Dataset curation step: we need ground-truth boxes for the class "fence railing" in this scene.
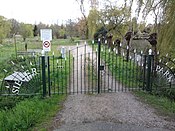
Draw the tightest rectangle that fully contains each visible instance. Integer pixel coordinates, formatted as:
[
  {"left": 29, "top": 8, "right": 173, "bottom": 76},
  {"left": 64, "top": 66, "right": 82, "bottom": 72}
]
[{"left": 0, "top": 40, "right": 175, "bottom": 101}]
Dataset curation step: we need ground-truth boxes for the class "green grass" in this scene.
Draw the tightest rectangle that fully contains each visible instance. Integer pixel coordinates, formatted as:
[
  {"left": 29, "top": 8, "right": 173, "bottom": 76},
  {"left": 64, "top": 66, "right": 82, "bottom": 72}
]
[
  {"left": 133, "top": 91, "right": 175, "bottom": 118},
  {"left": 0, "top": 38, "right": 75, "bottom": 130},
  {"left": 90, "top": 43, "right": 142, "bottom": 89},
  {"left": 0, "top": 95, "right": 66, "bottom": 130}
]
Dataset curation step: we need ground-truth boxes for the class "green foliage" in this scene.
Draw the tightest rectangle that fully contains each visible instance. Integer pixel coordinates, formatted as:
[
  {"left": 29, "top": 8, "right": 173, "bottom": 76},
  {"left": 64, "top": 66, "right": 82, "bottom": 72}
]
[
  {"left": 19, "top": 23, "right": 33, "bottom": 41},
  {"left": 0, "top": 95, "right": 66, "bottom": 130},
  {"left": 0, "top": 96, "right": 27, "bottom": 110},
  {"left": 88, "top": 9, "right": 100, "bottom": 39},
  {"left": 8, "top": 19, "right": 20, "bottom": 36},
  {"left": 59, "top": 28, "right": 66, "bottom": 38},
  {"left": 134, "top": 91, "right": 175, "bottom": 115},
  {"left": 158, "top": 0, "right": 175, "bottom": 56},
  {"left": 0, "top": 16, "right": 11, "bottom": 44},
  {"left": 33, "top": 25, "right": 38, "bottom": 37},
  {"left": 101, "top": 48, "right": 142, "bottom": 88},
  {"left": 94, "top": 26, "right": 108, "bottom": 41}
]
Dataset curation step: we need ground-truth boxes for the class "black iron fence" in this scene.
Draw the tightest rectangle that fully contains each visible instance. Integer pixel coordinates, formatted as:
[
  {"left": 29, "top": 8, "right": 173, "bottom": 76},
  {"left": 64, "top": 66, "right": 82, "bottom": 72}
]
[{"left": 0, "top": 40, "right": 175, "bottom": 101}]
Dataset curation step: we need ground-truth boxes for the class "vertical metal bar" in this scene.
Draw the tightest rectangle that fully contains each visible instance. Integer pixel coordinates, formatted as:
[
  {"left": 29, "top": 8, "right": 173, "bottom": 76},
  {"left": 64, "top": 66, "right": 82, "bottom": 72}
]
[
  {"left": 151, "top": 55, "right": 154, "bottom": 90},
  {"left": 53, "top": 53, "right": 55, "bottom": 94},
  {"left": 108, "top": 49, "right": 110, "bottom": 92},
  {"left": 100, "top": 48, "right": 103, "bottom": 92},
  {"left": 65, "top": 57, "right": 67, "bottom": 95},
  {"left": 58, "top": 59, "right": 60, "bottom": 94},
  {"left": 125, "top": 56, "right": 128, "bottom": 92},
  {"left": 96, "top": 50, "right": 98, "bottom": 93},
  {"left": 97, "top": 40, "right": 101, "bottom": 94},
  {"left": 118, "top": 55, "right": 121, "bottom": 91},
  {"left": 104, "top": 41, "right": 107, "bottom": 92},
  {"left": 132, "top": 52, "right": 135, "bottom": 90},
  {"left": 61, "top": 57, "right": 63, "bottom": 94},
  {"left": 115, "top": 51, "right": 117, "bottom": 92},
  {"left": 139, "top": 52, "right": 143, "bottom": 89},
  {"left": 126, "top": 46, "right": 129, "bottom": 62},
  {"left": 73, "top": 57, "right": 75, "bottom": 94},
  {"left": 103, "top": 45, "right": 106, "bottom": 92},
  {"left": 48, "top": 56, "right": 51, "bottom": 96},
  {"left": 122, "top": 54, "right": 124, "bottom": 92},
  {"left": 77, "top": 45, "right": 79, "bottom": 94},
  {"left": 81, "top": 54, "right": 82, "bottom": 94},
  {"left": 69, "top": 48, "right": 71, "bottom": 94},
  {"left": 84, "top": 44, "right": 86, "bottom": 94},
  {"left": 92, "top": 42, "right": 94, "bottom": 93},
  {"left": 39, "top": 56, "right": 42, "bottom": 91},
  {"left": 42, "top": 55, "right": 46, "bottom": 97},
  {"left": 143, "top": 55, "right": 146, "bottom": 90},
  {"left": 136, "top": 58, "right": 139, "bottom": 90},
  {"left": 146, "top": 50, "right": 152, "bottom": 92},
  {"left": 111, "top": 48, "right": 114, "bottom": 91},
  {"left": 88, "top": 52, "right": 90, "bottom": 93},
  {"left": 129, "top": 57, "right": 132, "bottom": 91},
  {"left": 57, "top": 59, "right": 59, "bottom": 94}
]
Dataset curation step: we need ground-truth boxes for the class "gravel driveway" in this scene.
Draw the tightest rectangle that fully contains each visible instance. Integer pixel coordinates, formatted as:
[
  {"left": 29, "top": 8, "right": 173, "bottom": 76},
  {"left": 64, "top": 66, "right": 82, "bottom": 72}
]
[
  {"left": 50, "top": 43, "right": 175, "bottom": 131},
  {"left": 51, "top": 93, "right": 175, "bottom": 131}
]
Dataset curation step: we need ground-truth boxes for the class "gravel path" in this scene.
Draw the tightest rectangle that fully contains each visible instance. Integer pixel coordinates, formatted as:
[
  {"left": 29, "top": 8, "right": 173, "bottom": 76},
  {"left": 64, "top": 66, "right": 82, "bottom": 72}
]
[
  {"left": 51, "top": 93, "right": 175, "bottom": 131},
  {"left": 50, "top": 43, "right": 175, "bottom": 131}
]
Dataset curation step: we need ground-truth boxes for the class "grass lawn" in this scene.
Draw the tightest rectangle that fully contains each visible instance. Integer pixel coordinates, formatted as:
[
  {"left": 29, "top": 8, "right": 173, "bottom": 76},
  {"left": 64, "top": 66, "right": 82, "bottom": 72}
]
[
  {"left": 133, "top": 91, "right": 175, "bottom": 120},
  {"left": 0, "top": 38, "right": 75, "bottom": 130}
]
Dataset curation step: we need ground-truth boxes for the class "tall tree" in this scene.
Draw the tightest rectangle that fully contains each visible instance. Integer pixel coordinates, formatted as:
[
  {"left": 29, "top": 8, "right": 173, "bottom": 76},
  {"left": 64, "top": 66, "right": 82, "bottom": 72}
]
[
  {"left": 0, "top": 16, "right": 11, "bottom": 44},
  {"left": 19, "top": 23, "right": 33, "bottom": 41},
  {"left": 133, "top": 0, "right": 175, "bottom": 55},
  {"left": 50, "top": 24, "right": 60, "bottom": 39},
  {"left": 99, "top": 1, "right": 131, "bottom": 38},
  {"left": 66, "top": 19, "right": 77, "bottom": 38},
  {"left": 76, "top": 17, "right": 87, "bottom": 39},
  {"left": 33, "top": 25, "right": 38, "bottom": 37},
  {"left": 76, "top": 0, "right": 89, "bottom": 39},
  {"left": 8, "top": 19, "right": 20, "bottom": 37},
  {"left": 88, "top": 9, "right": 100, "bottom": 39}
]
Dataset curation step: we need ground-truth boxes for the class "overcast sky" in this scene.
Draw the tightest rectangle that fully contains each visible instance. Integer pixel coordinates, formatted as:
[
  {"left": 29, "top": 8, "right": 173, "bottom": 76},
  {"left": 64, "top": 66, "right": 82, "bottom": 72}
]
[
  {"left": 0, "top": 0, "right": 83, "bottom": 24},
  {"left": 0, "top": 0, "right": 154, "bottom": 25}
]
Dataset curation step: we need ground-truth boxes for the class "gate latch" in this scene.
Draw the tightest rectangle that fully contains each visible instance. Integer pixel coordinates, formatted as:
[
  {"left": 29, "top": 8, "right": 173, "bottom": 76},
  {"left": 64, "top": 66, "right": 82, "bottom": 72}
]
[{"left": 99, "top": 65, "right": 104, "bottom": 70}]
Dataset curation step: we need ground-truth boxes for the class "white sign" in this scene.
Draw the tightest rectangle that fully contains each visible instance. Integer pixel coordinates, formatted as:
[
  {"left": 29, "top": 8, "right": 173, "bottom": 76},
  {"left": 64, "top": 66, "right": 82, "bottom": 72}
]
[
  {"left": 156, "top": 65, "right": 174, "bottom": 82},
  {"left": 5, "top": 68, "right": 38, "bottom": 94},
  {"left": 61, "top": 47, "right": 66, "bottom": 58},
  {"left": 43, "top": 40, "right": 51, "bottom": 52},
  {"left": 40, "top": 29, "right": 52, "bottom": 41}
]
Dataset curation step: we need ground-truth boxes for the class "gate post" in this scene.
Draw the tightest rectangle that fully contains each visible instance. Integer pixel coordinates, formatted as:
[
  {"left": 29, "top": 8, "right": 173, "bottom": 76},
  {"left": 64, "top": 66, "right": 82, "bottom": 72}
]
[
  {"left": 41, "top": 50, "right": 47, "bottom": 97},
  {"left": 47, "top": 56, "right": 51, "bottom": 96},
  {"left": 146, "top": 49, "right": 153, "bottom": 92},
  {"left": 97, "top": 38, "right": 101, "bottom": 94}
]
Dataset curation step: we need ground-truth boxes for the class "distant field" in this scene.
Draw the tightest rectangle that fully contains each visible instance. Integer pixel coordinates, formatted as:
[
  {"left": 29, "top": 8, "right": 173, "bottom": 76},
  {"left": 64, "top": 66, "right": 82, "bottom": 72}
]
[
  {"left": 0, "top": 38, "right": 77, "bottom": 62},
  {"left": 0, "top": 38, "right": 77, "bottom": 80}
]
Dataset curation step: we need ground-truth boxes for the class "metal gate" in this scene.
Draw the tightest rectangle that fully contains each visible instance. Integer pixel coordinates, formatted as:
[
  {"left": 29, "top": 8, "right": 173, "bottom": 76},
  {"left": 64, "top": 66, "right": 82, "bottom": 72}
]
[
  {"left": 1, "top": 40, "right": 175, "bottom": 97},
  {"left": 40, "top": 40, "right": 155, "bottom": 95}
]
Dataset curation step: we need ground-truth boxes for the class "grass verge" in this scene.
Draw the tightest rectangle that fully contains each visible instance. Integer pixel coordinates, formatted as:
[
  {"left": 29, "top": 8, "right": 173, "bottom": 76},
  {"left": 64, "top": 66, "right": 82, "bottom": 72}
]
[
  {"left": 133, "top": 91, "right": 175, "bottom": 119},
  {"left": 0, "top": 95, "right": 66, "bottom": 130}
]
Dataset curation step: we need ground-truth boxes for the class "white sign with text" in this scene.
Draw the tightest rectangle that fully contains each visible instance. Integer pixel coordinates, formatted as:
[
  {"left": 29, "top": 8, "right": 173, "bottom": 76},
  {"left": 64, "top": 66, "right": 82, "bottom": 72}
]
[{"left": 40, "top": 29, "right": 52, "bottom": 41}]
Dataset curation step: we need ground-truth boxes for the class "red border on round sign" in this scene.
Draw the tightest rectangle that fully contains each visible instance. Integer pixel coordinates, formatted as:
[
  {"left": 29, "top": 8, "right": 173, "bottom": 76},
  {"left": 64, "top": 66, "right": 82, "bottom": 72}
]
[{"left": 43, "top": 41, "right": 50, "bottom": 48}]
